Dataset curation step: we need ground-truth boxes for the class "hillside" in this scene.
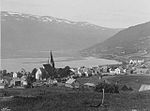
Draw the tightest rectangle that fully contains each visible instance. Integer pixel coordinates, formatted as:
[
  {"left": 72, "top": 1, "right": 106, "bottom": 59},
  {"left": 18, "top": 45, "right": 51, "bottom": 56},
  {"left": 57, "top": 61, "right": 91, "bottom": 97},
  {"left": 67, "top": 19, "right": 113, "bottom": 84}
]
[
  {"left": 1, "top": 11, "right": 120, "bottom": 58},
  {"left": 82, "top": 21, "right": 150, "bottom": 59}
]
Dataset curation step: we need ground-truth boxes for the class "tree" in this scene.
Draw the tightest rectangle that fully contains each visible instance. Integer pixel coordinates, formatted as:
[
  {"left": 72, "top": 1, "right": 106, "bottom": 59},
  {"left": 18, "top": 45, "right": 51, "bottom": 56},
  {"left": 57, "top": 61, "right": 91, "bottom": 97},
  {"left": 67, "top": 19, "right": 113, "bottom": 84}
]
[
  {"left": 26, "top": 74, "right": 36, "bottom": 88},
  {"left": 56, "top": 66, "right": 72, "bottom": 78},
  {"left": 2, "top": 70, "right": 7, "bottom": 76}
]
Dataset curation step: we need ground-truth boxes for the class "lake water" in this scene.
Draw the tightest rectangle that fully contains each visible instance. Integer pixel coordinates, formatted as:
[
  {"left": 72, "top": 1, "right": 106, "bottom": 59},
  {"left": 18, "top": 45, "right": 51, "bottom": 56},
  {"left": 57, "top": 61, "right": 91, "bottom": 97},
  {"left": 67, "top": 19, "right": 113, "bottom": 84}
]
[{"left": 1, "top": 57, "right": 121, "bottom": 72}]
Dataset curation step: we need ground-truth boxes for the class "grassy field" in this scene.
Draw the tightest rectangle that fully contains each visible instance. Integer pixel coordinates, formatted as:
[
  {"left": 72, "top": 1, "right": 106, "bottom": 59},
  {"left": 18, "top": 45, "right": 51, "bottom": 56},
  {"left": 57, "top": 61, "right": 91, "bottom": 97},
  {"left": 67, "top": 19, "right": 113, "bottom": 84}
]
[
  {"left": 107, "top": 74, "right": 150, "bottom": 91},
  {"left": 0, "top": 75, "right": 150, "bottom": 111}
]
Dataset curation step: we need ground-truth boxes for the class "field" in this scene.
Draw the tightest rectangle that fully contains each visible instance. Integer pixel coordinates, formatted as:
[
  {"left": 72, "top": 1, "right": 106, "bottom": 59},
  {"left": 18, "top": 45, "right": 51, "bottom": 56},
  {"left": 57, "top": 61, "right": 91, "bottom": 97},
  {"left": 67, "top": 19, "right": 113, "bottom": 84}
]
[{"left": 0, "top": 75, "right": 150, "bottom": 111}]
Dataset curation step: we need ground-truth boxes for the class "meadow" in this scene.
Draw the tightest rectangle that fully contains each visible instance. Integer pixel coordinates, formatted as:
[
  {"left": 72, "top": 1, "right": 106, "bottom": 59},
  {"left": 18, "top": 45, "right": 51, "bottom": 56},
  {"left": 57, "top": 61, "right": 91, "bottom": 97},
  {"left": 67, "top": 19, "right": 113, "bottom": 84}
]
[{"left": 0, "top": 75, "right": 150, "bottom": 111}]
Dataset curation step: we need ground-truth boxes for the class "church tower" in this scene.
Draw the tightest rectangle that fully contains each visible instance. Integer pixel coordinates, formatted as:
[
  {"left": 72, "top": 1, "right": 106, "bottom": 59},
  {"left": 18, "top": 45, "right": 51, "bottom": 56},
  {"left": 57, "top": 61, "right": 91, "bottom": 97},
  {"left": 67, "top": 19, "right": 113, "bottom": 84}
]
[
  {"left": 50, "top": 51, "right": 55, "bottom": 68},
  {"left": 47, "top": 50, "right": 55, "bottom": 68}
]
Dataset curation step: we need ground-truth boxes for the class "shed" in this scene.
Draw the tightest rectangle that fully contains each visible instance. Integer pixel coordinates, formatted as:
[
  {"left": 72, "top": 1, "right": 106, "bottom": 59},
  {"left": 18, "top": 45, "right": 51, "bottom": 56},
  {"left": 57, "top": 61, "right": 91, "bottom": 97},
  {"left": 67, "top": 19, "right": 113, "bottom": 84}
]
[
  {"left": 65, "top": 78, "right": 80, "bottom": 88},
  {"left": 139, "top": 84, "right": 150, "bottom": 92}
]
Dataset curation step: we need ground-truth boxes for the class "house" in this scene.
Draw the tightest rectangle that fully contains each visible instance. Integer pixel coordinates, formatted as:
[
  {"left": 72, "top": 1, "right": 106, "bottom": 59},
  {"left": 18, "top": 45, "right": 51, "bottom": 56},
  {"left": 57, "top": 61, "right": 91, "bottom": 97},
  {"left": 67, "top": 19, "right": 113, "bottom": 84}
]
[
  {"left": 129, "top": 58, "right": 144, "bottom": 65},
  {"left": 84, "top": 83, "right": 96, "bottom": 88},
  {"left": 80, "top": 67, "right": 95, "bottom": 77},
  {"left": 9, "top": 77, "right": 27, "bottom": 88},
  {"left": 109, "top": 68, "right": 121, "bottom": 75},
  {"left": 13, "top": 72, "right": 18, "bottom": 78},
  {"left": 35, "top": 68, "right": 42, "bottom": 80},
  {"left": 99, "top": 65, "right": 108, "bottom": 73},
  {"left": 70, "top": 68, "right": 76, "bottom": 73},
  {"left": 47, "top": 78, "right": 57, "bottom": 85},
  {"left": 65, "top": 78, "right": 80, "bottom": 88},
  {"left": 33, "top": 67, "right": 50, "bottom": 81},
  {"left": 109, "top": 69, "right": 116, "bottom": 75},
  {"left": 20, "top": 68, "right": 26, "bottom": 75},
  {"left": 0, "top": 78, "right": 9, "bottom": 89},
  {"left": 115, "top": 68, "right": 121, "bottom": 74},
  {"left": 82, "top": 67, "right": 89, "bottom": 77},
  {"left": 70, "top": 68, "right": 80, "bottom": 77},
  {"left": 0, "top": 83, "right": 5, "bottom": 89},
  {"left": 77, "top": 67, "right": 84, "bottom": 77},
  {"left": 0, "top": 79, "right": 5, "bottom": 89},
  {"left": 90, "top": 67, "right": 100, "bottom": 75}
]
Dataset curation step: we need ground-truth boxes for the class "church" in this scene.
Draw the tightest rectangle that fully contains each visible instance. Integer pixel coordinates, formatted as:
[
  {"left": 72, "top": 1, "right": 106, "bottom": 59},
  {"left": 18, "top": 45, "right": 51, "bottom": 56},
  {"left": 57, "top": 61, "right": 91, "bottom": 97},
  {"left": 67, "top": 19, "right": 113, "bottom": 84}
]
[{"left": 42, "top": 51, "right": 56, "bottom": 78}]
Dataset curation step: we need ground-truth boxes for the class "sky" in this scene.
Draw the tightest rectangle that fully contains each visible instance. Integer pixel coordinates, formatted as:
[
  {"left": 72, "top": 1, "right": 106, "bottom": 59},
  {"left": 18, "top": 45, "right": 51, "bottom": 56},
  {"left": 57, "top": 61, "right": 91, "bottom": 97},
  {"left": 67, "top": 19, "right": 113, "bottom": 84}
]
[{"left": 1, "top": 0, "right": 150, "bottom": 28}]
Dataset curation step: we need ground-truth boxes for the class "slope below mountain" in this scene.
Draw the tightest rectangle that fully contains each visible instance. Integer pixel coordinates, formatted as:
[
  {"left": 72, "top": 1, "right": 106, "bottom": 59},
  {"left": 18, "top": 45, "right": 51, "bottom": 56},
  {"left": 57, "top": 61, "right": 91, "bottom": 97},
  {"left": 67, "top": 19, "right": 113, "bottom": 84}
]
[
  {"left": 1, "top": 11, "right": 121, "bottom": 58},
  {"left": 82, "top": 21, "right": 150, "bottom": 59}
]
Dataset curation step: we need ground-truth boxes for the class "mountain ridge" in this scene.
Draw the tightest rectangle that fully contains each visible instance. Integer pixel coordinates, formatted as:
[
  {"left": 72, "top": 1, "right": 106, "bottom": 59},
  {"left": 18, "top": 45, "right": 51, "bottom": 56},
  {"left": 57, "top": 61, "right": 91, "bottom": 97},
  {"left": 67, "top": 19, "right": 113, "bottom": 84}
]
[
  {"left": 82, "top": 21, "right": 150, "bottom": 60},
  {"left": 1, "top": 11, "right": 121, "bottom": 58}
]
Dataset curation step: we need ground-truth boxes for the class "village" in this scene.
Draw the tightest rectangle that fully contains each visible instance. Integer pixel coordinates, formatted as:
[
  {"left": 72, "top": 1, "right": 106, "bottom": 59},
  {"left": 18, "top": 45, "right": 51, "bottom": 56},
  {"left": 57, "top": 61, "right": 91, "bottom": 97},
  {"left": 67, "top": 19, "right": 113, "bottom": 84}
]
[
  {"left": 1, "top": 53, "right": 150, "bottom": 111},
  {"left": 1, "top": 51, "right": 150, "bottom": 91}
]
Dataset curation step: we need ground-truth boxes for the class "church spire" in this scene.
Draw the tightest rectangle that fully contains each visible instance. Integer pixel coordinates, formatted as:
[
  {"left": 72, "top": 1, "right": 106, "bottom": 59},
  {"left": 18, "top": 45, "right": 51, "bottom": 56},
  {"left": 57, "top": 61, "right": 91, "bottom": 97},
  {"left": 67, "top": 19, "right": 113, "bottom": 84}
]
[{"left": 50, "top": 50, "right": 55, "bottom": 68}]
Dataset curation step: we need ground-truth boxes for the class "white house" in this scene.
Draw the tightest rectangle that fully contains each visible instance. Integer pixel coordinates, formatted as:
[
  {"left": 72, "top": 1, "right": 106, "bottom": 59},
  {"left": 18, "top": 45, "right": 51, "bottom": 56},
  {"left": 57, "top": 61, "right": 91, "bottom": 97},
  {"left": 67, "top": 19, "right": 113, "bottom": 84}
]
[
  {"left": 77, "top": 67, "right": 82, "bottom": 77},
  {"left": 0, "top": 79, "right": 5, "bottom": 89},
  {"left": 115, "top": 68, "right": 121, "bottom": 74},
  {"left": 109, "top": 68, "right": 121, "bottom": 75},
  {"left": 35, "top": 68, "right": 42, "bottom": 80},
  {"left": 13, "top": 72, "right": 18, "bottom": 78},
  {"left": 0, "top": 83, "right": 5, "bottom": 89},
  {"left": 129, "top": 59, "right": 144, "bottom": 65}
]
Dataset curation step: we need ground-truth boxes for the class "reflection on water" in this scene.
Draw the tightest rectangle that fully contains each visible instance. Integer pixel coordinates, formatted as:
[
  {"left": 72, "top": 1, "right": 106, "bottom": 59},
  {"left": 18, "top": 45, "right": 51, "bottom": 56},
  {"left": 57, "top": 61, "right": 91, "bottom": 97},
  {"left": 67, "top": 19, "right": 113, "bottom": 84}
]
[{"left": 1, "top": 57, "right": 121, "bottom": 72}]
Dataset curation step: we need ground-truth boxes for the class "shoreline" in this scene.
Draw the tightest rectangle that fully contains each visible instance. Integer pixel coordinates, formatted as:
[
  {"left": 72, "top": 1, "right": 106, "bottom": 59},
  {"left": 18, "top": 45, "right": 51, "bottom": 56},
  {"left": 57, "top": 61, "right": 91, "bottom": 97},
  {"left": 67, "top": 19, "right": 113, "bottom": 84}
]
[{"left": 1, "top": 56, "right": 120, "bottom": 72}]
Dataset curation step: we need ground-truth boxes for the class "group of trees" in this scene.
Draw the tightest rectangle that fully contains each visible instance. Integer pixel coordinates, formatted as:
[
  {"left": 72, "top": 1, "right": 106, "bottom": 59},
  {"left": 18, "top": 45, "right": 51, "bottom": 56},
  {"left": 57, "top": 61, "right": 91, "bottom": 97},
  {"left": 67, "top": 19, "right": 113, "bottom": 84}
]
[
  {"left": 55, "top": 66, "right": 72, "bottom": 78},
  {"left": 95, "top": 82, "right": 119, "bottom": 93},
  {"left": 0, "top": 69, "right": 27, "bottom": 78},
  {"left": 0, "top": 70, "right": 12, "bottom": 77}
]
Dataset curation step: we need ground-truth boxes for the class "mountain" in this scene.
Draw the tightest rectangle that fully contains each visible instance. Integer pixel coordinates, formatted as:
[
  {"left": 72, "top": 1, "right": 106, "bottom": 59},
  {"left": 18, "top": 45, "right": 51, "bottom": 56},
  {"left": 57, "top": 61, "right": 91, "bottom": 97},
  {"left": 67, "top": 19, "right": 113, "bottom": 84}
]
[
  {"left": 82, "top": 21, "right": 150, "bottom": 60},
  {"left": 1, "top": 11, "right": 121, "bottom": 58}
]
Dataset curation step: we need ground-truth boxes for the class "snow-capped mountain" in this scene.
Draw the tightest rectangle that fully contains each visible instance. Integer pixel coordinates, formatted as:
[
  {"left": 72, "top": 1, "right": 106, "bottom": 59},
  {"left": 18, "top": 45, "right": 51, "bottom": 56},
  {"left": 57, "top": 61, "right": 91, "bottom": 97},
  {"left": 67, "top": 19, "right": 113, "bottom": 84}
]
[
  {"left": 1, "top": 11, "right": 113, "bottom": 29},
  {"left": 1, "top": 11, "right": 121, "bottom": 58}
]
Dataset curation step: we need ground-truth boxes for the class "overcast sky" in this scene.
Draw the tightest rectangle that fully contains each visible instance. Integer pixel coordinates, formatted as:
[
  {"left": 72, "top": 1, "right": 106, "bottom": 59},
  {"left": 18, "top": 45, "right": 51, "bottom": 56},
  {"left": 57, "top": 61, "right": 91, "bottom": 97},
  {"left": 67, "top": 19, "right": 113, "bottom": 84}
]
[{"left": 1, "top": 0, "right": 150, "bottom": 28}]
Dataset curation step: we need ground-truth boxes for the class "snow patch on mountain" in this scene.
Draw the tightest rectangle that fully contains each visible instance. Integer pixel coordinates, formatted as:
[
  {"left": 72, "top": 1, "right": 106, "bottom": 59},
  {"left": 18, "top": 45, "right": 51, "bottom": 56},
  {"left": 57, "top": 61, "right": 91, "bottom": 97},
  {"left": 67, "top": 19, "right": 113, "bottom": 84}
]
[{"left": 2, "top": 11, "right": 110, "bottom": 30}]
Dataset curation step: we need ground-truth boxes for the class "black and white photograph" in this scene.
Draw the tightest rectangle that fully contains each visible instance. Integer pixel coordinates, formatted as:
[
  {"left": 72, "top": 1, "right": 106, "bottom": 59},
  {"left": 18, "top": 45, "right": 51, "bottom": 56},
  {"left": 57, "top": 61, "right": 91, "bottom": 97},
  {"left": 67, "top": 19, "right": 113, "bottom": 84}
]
[{"left": 0, "top": 0, "right": 150, "bottom": 111}]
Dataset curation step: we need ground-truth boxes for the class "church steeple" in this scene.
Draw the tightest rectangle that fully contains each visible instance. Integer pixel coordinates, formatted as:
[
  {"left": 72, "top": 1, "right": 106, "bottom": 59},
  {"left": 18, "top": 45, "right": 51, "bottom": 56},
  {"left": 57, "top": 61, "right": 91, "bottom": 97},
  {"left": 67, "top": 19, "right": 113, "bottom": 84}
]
[{"left": 50, "top": 50, "right": 55, "bottom": 68}]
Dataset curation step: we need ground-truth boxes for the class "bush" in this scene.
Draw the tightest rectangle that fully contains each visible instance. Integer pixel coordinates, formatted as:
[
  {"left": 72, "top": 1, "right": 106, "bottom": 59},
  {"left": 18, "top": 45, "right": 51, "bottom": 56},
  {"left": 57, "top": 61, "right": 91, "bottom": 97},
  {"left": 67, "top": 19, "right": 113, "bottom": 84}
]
[
  {"left": 121, "top": 85, "right": 129, "bottom": 91},
  {"left": 128, "top": 87, "right": 133, "bottom": 91}
]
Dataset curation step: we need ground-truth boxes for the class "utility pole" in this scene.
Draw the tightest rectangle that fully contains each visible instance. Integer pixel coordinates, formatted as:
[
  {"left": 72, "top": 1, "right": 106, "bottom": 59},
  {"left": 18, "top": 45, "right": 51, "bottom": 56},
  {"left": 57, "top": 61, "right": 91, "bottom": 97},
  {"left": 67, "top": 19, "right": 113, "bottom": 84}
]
[{"left": 101, "top": 88, "right": 105, "bottom": 106}]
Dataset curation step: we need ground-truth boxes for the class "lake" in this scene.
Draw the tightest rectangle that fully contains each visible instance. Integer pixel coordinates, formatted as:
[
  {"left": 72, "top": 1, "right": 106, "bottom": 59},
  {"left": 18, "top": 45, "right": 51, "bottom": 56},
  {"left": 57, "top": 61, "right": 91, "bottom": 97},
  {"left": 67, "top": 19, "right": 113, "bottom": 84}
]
[{"left": 1, "top": 57, "right": 121, "bottom": 72}]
